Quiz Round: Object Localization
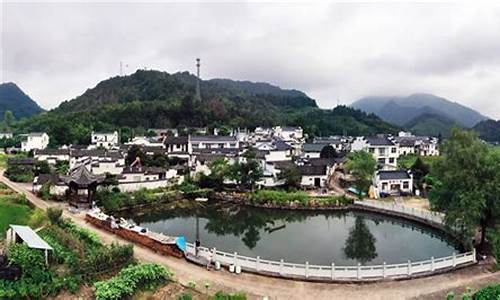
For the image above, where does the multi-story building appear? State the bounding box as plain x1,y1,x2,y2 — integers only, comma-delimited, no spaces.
91,131,119,149
21,132,49,152
351,136,399,169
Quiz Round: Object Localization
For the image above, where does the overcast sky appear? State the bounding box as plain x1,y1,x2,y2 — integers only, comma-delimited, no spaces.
2,2,500,119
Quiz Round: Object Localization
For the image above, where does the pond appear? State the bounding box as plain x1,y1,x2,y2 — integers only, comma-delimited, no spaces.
126,201,461,266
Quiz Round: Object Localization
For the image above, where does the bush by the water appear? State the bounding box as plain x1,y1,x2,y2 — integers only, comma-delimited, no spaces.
95,188,179,212
94,263,173,300
249,190,353,207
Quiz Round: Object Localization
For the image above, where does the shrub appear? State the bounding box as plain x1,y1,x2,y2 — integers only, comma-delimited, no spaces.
94,263,173,300
210,291,247,300
474,284,500,299
81,244,134,275
38,182,52,200
178,292,193,300
47,207,63,224
28,208,48,228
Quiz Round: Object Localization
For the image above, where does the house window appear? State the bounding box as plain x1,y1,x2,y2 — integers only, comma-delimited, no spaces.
391,147,397,153
369,147,375,153
403,181,409,189
382,182,387,190
230,143,236,148
378,148,385,156
389,158,395,164
192,143,199,148
378,158,385,164
219,143,225,148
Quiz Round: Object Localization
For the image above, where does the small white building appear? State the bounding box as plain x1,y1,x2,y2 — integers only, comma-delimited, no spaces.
34,149,70,165
91,131,119,149
302,143,329,159
0,132,13,139
273,126,303,141
21,132,49,152
373,170,413,196
190,135,239,151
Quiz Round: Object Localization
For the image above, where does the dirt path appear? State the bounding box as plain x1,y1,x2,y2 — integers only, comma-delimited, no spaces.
1,173,498,300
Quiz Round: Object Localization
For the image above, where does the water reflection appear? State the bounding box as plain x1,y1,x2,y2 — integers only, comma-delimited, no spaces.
124,201,460,265
343,217,378,264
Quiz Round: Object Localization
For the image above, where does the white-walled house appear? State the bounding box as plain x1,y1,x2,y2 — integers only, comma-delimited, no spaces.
21,132,49,152
34,149,70,165
373,170,413,196
302,143,329,159
164,136,190,154
190,135,239,151
0,132,13,139
91,131,119,149
351,136,399,169
126,136,164,148
273,126,303,141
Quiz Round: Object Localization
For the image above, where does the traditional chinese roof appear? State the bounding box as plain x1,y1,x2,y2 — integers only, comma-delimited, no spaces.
62,165,105,187
378,170,411,180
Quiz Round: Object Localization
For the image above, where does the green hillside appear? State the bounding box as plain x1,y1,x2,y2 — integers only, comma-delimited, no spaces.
404,113,460,137
0,82,44,121
14,70,400,145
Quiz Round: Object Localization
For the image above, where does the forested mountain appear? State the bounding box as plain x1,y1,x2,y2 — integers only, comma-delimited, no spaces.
351,93,488,128
0,82,44,121
403,113,461,137
472,119,500,143
15,69,399,145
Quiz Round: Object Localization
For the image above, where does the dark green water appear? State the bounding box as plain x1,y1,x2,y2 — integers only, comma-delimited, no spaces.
127,202,460,266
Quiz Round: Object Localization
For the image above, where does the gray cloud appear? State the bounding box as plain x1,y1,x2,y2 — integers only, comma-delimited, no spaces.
2,2,500,119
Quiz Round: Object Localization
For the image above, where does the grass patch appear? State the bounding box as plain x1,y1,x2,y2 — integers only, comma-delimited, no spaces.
0,197,32,239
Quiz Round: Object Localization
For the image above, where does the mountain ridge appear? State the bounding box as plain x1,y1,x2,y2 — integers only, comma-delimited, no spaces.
15,69,399,145
0,82,45,121
351,93,488,128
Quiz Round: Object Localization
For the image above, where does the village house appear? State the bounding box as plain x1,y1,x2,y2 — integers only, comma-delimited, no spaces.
373,169,413,197
21,132,49,152
0,132,13,139
164,136,190,154
302,143,329,159
351,136,399,169
126,136,164,148
273,126,303,141
90,131,119,149
34,149,70,165
189,135,239,151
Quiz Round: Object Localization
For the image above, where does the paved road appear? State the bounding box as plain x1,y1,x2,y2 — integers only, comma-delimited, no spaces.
1,173,498,300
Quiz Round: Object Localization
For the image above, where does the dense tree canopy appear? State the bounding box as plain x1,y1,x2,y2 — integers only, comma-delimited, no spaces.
345,151,377,198
429,129,500,249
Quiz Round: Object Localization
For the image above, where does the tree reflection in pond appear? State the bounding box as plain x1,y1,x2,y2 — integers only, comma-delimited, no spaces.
343,216,378,264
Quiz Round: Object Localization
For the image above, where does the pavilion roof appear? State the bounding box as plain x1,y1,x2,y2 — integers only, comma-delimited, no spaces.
61,165,105,187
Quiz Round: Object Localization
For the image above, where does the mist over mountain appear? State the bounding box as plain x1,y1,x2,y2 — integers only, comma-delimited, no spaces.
0,82,44,121
351,93,488,129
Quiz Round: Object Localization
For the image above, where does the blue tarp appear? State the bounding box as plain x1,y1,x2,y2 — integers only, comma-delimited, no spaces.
176,236,186,252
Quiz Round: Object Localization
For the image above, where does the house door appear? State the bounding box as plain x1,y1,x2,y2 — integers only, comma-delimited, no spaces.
314,177,321,187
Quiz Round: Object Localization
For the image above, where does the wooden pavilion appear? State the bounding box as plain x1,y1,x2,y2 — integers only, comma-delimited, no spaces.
61,165,105,208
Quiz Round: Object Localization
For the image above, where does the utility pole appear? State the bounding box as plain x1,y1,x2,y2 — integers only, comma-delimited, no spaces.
195,58,201,101
120,61,123,76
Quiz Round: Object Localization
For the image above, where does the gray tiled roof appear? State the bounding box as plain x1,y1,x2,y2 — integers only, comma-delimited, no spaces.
378,170,410,180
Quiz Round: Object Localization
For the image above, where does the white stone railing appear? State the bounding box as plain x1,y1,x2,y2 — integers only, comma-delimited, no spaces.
184,201,476,280
354,199,445,225
186,243,475,280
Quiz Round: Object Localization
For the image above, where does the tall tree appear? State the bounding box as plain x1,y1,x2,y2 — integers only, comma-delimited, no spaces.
278,165,302,189
2,110,15,131
410,157,429,190
429,129,500,249
320,145,337,159
345,150,377,198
